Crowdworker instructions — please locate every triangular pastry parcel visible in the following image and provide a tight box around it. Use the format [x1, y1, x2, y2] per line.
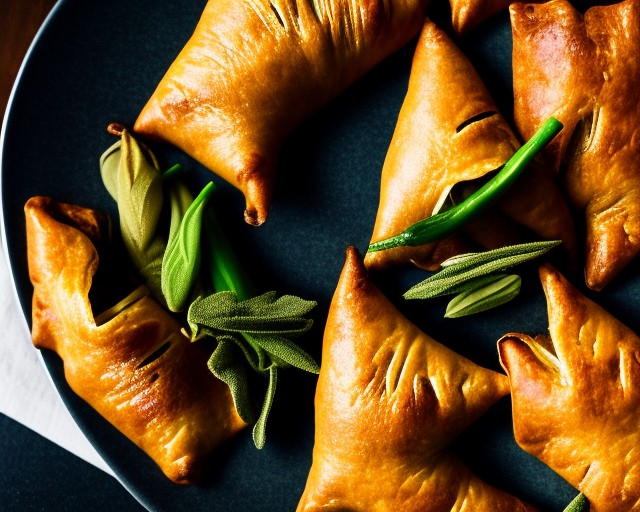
[511, 0, 640, 290]
[25, 196, 246, 484]
[499, 264, 640, 511]
[297, 246, 536, 511]
[134, 0, 430, 226]
[365, 20, 575, 272]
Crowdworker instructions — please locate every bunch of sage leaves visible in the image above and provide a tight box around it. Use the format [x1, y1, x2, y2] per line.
[100, 126, 319, 448]
[404, 240, 562, 317]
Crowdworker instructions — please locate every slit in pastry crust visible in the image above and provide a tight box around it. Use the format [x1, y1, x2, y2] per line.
[499, 263, 640, 511]
[25, 196, 246, 484]
[297, 246, 537, 511]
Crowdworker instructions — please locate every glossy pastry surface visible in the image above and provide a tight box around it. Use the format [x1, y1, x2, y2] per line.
[298, 246, 536, 511]
[134, 0, 430, 225]
[499, 264, 640, 511]
[25, 196, 246, 484]
[365, 20, 575, 272]
[511, 0, 640, 290]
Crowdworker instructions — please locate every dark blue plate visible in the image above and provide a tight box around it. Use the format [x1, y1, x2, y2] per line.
[2, 1, 635, 510]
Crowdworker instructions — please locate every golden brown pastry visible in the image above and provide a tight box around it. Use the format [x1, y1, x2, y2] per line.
[134, 0, 430, 226]
[449, 0, 513, 34]
[511, 0, 640, 290]
[297, 246, 536, 511]
[499, 264, 640, 511]
[365, 20, 576, 272]
[25, 196, 246, 484]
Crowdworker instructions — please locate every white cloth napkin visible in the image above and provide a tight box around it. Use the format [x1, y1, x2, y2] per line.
[0, 242, 114, 476]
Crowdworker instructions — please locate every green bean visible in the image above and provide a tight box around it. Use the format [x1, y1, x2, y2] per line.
[367, 117, 563, 253]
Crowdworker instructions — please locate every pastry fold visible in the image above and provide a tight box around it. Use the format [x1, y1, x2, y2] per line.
[297, 246, 536, 511]
[511, 0, 640, 290]
[365, 20, 575, 272]
[499, 264, 640, 511]
[25, 196, 246, 484]
[449, 0, 512, 34]
[134, 0, 429, 225]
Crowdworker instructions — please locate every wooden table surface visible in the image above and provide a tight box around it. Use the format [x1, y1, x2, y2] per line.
[0, 0, 58, 120]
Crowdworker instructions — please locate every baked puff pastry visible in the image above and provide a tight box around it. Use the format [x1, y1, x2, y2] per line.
[133, 0, 429, 226]
[297, 246, 536, 511]
[365, 20, 575, 272]
[25, 196, 246, 484]
[511, 0, 640, 290]
[499, 264, 640, 511]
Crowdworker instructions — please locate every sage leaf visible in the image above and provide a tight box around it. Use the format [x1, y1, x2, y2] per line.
[100, 134, 320, 450]
[239, 291, 317, 319]
[99, 129, 166, 301]
[196, 326, 263, 372]
[248, 333, 320, 373]
[563, 493, 589, 512]
[187, 290, 317, 337]
[161, 181, 216, 312]
[253, 366, 278, 449]
[404, 240, 560, 300]
[229, 334, 263, 373]
[166, 179, 194, 246]
[207, 337, 256, 424]
[242, 333, 271, 373]
[439, 240, 561, 271]
[203, 316, 313, 336]
[445, 274, 521, 318]
[188, 289, 319, 365]
[426, 272, 517, 299]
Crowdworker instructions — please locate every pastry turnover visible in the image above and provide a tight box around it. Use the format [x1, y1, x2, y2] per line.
[365, 20, 576, 272]
[511, 0, 640, 290]
[134, 0, 430, 226]
[499, 264, 640, 511]
[297, 246, 536, 511]
[25, 196, 246, 484]
[450, 0, 512, 33]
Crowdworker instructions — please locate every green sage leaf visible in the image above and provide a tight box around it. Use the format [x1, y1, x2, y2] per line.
[187, 290, 317, 336]
[188, 290, 319, 374]
[99, 130, 166, 301]
[166, 179, 194, 246]
[439, 240, 561, 271]
[203, 316, 313, 336]
[253, 366, 278, 449]
[404, 240, 560, 300]
[563, 493, 589, 512]
[248, 334, 320, 373]
[161, 181, 216, 312]
[242, 333, 271, 373]
[445, 274, 521, 318]
[197, 325, 263, 373]
[207, 337, 256, 424]
[425, 272, 515, 299]
[238, 291, 317, 319]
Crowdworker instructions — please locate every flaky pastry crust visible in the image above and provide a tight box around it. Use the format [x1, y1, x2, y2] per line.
[297, 246, 536, 511]
[365, 20, 575, 272]
[499, 264, 640, 511]
[25, 196, 246, 484]
[511, 0, 640, 290]
[134, 0, 429, 225]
